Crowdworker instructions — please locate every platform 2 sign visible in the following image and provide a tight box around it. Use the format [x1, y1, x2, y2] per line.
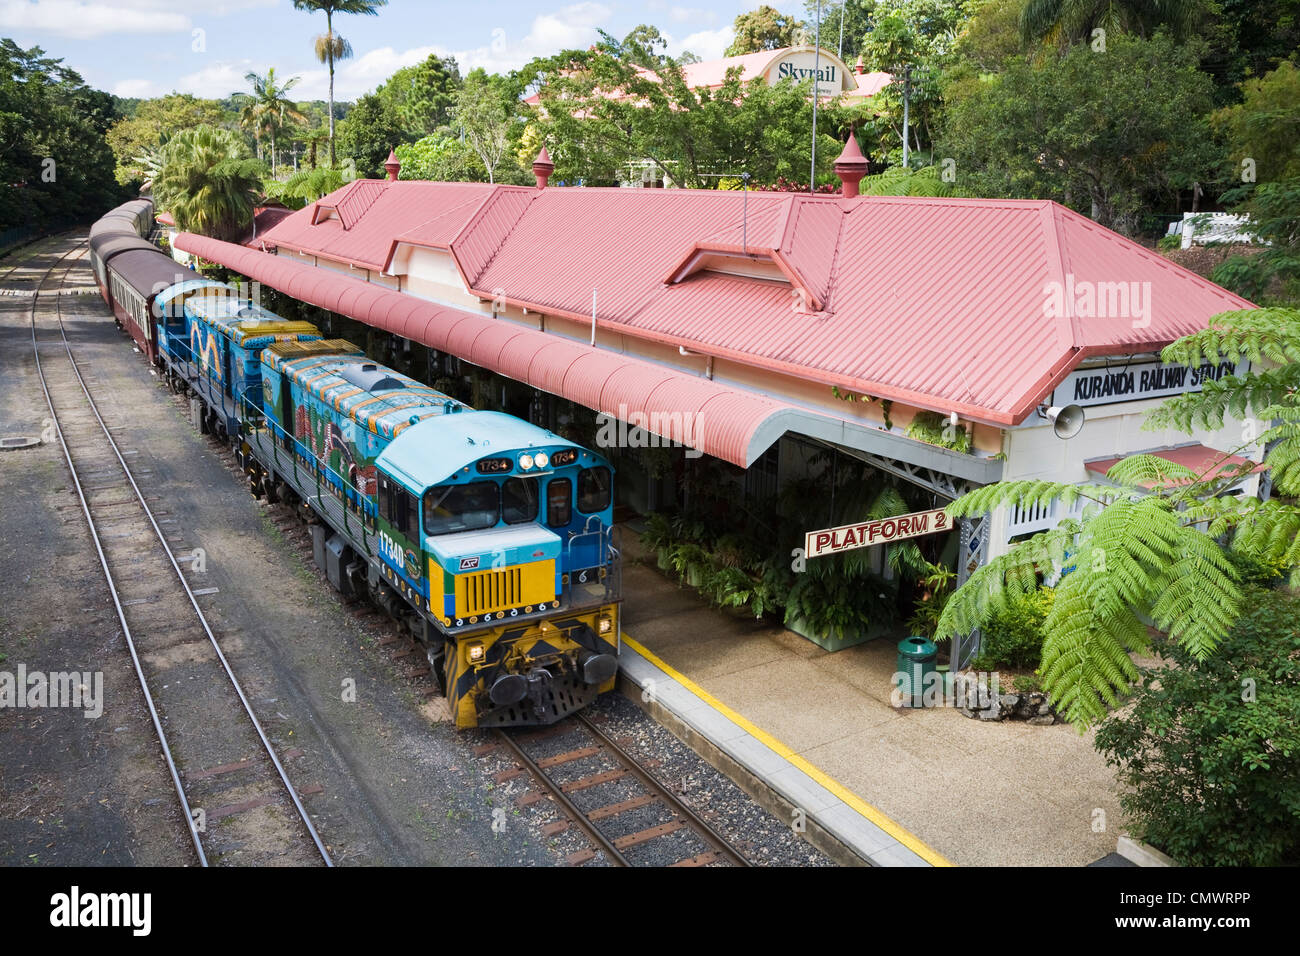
[804, 508, 952, 559]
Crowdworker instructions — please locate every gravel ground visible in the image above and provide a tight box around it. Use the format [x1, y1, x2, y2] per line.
[473, 696, 834, 867]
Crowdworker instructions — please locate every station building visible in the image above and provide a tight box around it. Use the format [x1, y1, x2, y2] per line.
[172, 143, 1261, 664]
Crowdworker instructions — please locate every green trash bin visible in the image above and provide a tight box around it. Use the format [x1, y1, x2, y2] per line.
[895, 635, 938, 708]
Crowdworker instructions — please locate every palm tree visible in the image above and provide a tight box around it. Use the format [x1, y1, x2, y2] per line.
[241, 68, 308, 178]
[293, 0, 388, 166]
[1020, 0, 1199, 45]
[153, 125, 266, 242]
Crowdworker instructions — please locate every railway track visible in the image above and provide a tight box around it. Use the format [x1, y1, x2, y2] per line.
[493, 713, 751, 867]
[24, 238, 333, 867]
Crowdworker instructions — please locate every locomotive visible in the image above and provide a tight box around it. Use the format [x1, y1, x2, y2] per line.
[86, 200, 622, 728]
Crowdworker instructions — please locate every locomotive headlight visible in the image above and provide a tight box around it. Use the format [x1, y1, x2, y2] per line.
[467, 641, 486, 663]
[598, 616, 613, 635]
[518, 454, 534, 470]
[534, 452, 549, 469]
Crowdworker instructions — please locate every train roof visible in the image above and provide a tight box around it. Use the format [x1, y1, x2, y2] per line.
[88, 233, 157, 261]
[185, 294, 320, 347]
[265, 349, 464, 441]
[379, 410, 585, 490]
[154, 279, 231, 311]
[107, 248, 201, 297]
[89, 217, 140, 242]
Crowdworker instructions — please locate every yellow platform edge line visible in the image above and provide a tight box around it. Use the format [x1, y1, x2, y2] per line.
[621, 632, 955, 868]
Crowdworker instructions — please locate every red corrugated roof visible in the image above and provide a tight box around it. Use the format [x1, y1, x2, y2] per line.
[1086, 444, 1265, 488]
[174, 232, 804, 467]
[252, 180, 496, 270]
[242, 180, 1256, 427]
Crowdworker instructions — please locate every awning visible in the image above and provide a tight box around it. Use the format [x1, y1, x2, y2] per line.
[173, 232, 804, 468]
[1086, 443, 1266, 488]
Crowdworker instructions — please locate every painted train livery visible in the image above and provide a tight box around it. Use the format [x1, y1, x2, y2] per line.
[87, 200, 622, 728]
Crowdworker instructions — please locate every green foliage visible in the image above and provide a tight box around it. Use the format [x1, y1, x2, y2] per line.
[454, 68, 523, 184]
[1213, 61, 1300, 186]
[0, 39, 128, 232]
[395, 134, 484, 182]
[241, 68, 308, 177]
[971, 587, 1054, 670]
[1018, 0, 1200, 46]
[1210, 179, 1300, 306]
[940, 33, 1221, 234]
[941, 307, 1300, 729]
[153, 125, 265, 241]
[726, 4, 802, 55]
[377, 54, 461, 138]
[335, 92, 407, 177]
[264, 164, 355, 206]
[905, 409, 972, 452]
[858, 163, 959, 196]
[520, 46, 842, 188]
[1157, 232, 1181, 250]
[1094, 587, 1300, 866]
[106, 92, 231, 186]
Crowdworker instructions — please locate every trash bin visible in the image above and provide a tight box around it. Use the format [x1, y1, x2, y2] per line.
[895, 635, 938, 708]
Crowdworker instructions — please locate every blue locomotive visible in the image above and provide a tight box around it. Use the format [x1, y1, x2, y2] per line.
[90, 200, 622, 728]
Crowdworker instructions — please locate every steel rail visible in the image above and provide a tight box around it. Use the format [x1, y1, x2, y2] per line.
[574, 713, 751, 867]
[493, 727, 631, 866]
[28, 236, 333, 866]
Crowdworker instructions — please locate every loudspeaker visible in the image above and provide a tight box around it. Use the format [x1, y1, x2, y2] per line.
[1045, 404, 1085, 440]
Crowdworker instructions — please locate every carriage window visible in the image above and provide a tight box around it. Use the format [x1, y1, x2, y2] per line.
[502, 478, 539, 524]
[546, 478, 571, 528]
[424, 481, 499, 536]
[380, 477, 417, 540]
[577, 466, 611, 514]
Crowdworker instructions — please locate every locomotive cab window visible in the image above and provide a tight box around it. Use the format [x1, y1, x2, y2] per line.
[577, 466, 611, 514]
[546, 478, 571, 528]
[424, 481, 499, 536]
[502, 477, 539, 524]
[379, 476, 419, 540]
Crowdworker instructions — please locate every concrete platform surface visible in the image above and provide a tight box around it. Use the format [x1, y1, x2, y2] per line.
[618, 560, 1126, 867]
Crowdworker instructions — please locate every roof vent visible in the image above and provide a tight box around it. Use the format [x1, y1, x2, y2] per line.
[338, 363, 406, 392]
[533, 147, 555, 189]
[834, 133, 869, 198]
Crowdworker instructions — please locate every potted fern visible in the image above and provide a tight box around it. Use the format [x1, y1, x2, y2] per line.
[640, 512, 675, 571]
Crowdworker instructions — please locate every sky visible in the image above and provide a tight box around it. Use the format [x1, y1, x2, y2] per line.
[0, 0, 816, 101]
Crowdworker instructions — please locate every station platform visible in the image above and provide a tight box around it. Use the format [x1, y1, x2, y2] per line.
[616, 539, 1125, 867]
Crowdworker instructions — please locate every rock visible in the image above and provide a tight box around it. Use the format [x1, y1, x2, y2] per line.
[978, 706, 1004, 721]
[1001, 693, 1021, 711]
[1027, 715, 1055, 726]
[1036, 702, 1052, 716]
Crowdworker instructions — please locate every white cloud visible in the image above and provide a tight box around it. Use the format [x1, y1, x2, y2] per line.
[174, 59, 262, 98]
[0, 0, 190, 39]
[0, 0, 277, 40]
[112, 77, 160, 98]
[671, 26, 733, 61]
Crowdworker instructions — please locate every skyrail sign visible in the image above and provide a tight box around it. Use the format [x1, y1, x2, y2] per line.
[805, 508, 952, 559]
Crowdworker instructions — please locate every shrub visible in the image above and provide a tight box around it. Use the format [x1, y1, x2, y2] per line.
[1094, 587, 1300, 866]
[1226, 548, 1291, 589]
[970, 587, 1054, 671]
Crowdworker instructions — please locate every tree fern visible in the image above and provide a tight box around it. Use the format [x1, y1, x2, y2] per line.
[938, 307, 1300, 730]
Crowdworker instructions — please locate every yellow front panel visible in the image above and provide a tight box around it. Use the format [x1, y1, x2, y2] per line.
[455, 561, 555, 617]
